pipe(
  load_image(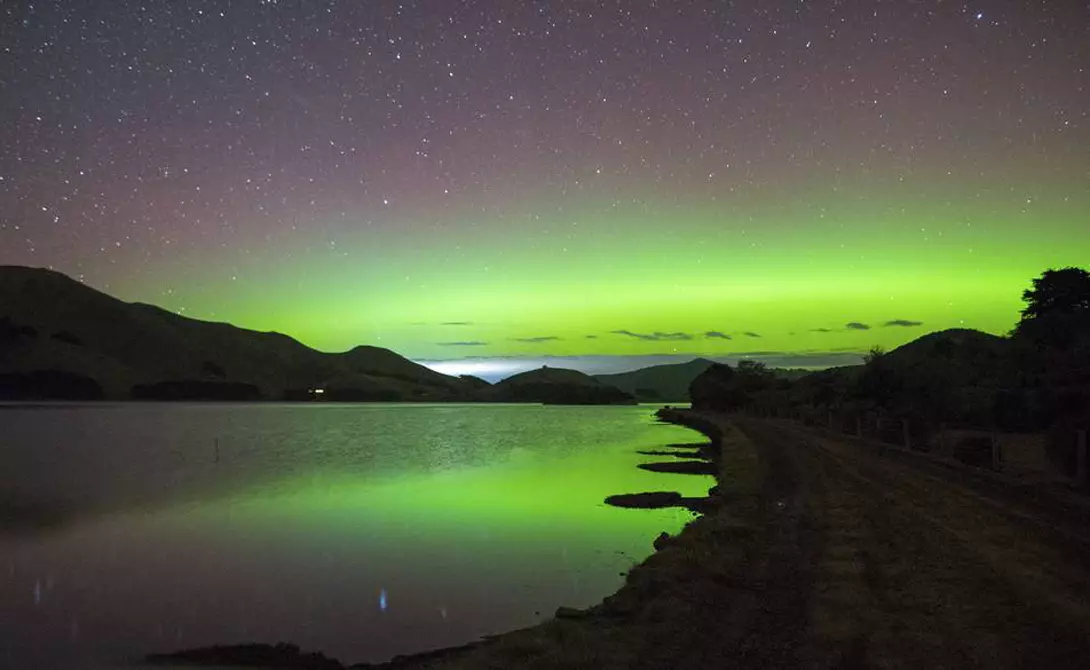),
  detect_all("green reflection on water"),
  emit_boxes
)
[2,404,713,665]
